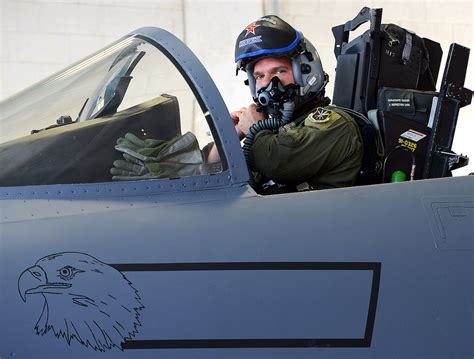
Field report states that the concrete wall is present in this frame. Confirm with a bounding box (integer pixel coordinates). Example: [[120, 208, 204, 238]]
[[1, 0, 473, 174], [0, 0, 185, 100]]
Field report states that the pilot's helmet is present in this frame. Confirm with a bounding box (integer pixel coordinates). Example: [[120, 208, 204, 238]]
[[235, 15, 328, 101]]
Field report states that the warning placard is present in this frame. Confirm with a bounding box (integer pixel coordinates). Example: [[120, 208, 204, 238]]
[[400, 129, 427, 142]]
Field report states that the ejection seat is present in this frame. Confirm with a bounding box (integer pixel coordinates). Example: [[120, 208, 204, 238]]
[[331, 7, 472, 184]]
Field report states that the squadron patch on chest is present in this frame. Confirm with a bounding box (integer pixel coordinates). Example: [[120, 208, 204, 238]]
[[309, 108, 332, 123], [305, 107, 341, 130]]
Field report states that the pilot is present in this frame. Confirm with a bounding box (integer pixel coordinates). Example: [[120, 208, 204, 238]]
[[210, 15, 363, 192]]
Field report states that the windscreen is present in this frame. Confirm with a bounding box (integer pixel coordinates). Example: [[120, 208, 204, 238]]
[[0, 35, 221, 186]]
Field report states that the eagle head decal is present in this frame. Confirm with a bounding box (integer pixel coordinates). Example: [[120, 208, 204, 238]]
[[18, 252, 144, 351]]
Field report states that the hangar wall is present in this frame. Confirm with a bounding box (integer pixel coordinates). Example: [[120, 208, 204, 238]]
[[0, 0, 472, 174]]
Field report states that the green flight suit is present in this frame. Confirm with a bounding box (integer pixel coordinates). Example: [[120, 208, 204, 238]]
[[250, 106, 363, 190]]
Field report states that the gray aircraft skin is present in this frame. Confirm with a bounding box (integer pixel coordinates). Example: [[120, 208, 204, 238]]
[[0, 26, 473, 359]]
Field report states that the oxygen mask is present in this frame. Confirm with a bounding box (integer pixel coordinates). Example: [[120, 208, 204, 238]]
[[255, 77, 298, 118]]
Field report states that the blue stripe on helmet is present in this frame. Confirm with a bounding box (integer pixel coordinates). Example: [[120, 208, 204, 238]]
[[235, 31, 301, 62]]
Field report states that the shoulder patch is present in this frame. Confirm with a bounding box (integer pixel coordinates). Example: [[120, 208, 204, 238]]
[[304, 107, 341, 130]]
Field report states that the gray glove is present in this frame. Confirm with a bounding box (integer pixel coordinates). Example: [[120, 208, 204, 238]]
[[115, 132, 201, 162], [110, 132, 207, 181], [110, 153, 166, 180]]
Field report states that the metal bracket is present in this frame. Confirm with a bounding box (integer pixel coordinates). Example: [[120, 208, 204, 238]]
[[435, 146, 469, 171], [446, 83, 473, 107]]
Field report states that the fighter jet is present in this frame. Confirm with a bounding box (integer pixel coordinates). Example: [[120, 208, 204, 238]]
[[0, 7, 472, 359]]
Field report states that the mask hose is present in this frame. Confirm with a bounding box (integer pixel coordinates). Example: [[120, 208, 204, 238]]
[[242, 101, 295, 189]]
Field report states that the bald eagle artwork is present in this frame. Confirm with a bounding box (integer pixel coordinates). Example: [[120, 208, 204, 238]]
[[18, 252, 144, 351]]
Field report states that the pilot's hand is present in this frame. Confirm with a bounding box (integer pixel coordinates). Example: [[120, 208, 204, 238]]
[[230, 107, 246, 125], [236, 104, 266, 135], [231, 107, 247, 140]]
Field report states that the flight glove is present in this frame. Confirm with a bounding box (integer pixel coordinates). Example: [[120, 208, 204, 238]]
[[110, 132, 206, 181], [110, 153, 171, 180], [115, 132, 176, 162]]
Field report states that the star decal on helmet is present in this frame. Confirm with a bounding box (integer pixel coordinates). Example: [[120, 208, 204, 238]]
[[245, 22, 260, 37], [310, 108, 332, 123]]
